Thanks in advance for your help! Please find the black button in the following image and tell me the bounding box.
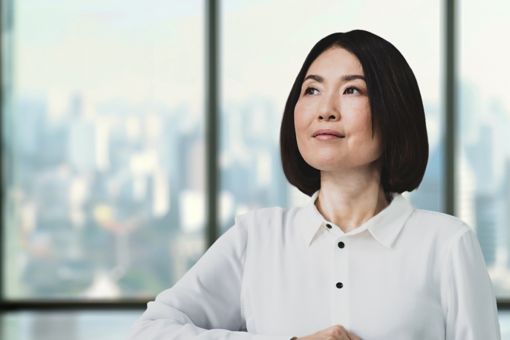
[326,223,332,229]
[338,241,345,249]
[336,282,343,289]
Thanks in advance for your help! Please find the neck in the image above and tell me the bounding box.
[315,165,389,233]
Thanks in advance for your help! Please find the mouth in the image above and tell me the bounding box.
[312,129,345,138]
[313,134,345,140]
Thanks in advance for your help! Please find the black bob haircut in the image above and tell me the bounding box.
[280,29,429,196]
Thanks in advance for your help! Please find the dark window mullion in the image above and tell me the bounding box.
[444,0,456,216]
[206,0,220,247]
[0,0,13,303]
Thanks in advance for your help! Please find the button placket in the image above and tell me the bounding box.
[331,236,350,328]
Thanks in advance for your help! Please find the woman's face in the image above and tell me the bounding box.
[294,47,382,173]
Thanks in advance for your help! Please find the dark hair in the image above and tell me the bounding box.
[280,30,428,196]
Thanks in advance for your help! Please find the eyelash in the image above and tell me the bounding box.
[303,86,361,96]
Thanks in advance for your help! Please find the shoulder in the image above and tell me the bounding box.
[402,209,480,279]
[234,206,288,233]
[236,205,287,219]
[407,208,472,243]
[232,206,299,256]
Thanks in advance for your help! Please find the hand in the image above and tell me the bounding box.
[295,325,361,340]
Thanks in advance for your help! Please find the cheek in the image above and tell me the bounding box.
[294,103,311,155]
[293,102,308,134]
[349,102,373,133]
[359,122,382,155]
[346,105,379,148]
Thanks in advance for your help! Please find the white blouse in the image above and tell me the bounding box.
[129,191,501,340]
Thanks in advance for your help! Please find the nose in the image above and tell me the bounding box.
[318,93,340,121]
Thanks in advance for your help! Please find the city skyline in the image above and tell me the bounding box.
[3,0,509,301]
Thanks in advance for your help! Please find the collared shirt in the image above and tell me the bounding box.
[129,191,501,340]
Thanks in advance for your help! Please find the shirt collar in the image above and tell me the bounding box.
[296,190,415,249]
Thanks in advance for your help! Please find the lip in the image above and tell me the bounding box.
[312,129,345,138]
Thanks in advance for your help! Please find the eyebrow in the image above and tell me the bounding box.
[303,74,366,83]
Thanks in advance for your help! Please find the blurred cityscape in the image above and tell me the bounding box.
[2,0,509,303]
[457,82,510,295]
[1,90,302,298]
[3,80,510,299]
[4,93,208,298]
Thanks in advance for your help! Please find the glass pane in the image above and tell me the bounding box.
[1,311,141,340]
[2,0,205,299]
[220,0,443,232]
[458,0,510,298]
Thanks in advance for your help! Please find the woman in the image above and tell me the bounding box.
[129,30,501,340]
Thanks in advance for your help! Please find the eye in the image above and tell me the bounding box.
[343,86,360,95]
[304,87,319,96]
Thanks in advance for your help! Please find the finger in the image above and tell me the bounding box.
[334,325,349,339]
[347,331,361,340]
[340,329,352,340]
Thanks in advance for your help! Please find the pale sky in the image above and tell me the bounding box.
[12,0,510,123]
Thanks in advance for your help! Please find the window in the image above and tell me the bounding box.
[1,0,507,313]
[2,0,205,299]
[458,0,510,299]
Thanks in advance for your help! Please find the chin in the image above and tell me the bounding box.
[305,159,344,171]
[306,157,380,173]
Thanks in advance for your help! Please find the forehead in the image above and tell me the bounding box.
[306,47,364,77]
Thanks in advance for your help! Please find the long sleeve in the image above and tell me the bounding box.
[441,227,501,340]
[128,220,292,340]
